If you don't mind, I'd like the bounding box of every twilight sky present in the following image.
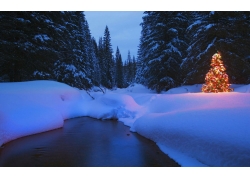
[84,11,144,62]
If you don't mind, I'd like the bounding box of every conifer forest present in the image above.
[1,11,250,93]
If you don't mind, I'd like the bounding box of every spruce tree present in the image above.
[0,11,61,82]
[132,55,137,83]
[137,11,189,92]
[32,11,68,80]
[98,37,105,87]
[182,11,250,85]
[0,11,96,90]
[91,37,101,86]
[115,47,123,88]
[0,12,32,81]
[126,51,133,85]
[53,12,93,90]
[202,52,233,92]
[102,26,114,89]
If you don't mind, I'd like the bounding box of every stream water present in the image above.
[0,117,180,167]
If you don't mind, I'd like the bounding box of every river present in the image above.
[0,117,180,167]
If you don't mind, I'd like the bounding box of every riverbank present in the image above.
[0,117,180,167]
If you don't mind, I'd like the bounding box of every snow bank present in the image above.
[1,81,250,167]
[83,92,141,120]
[0,80,86,146]
[114,84,250,166]
[131,93,250,166]
[164,84,203,94]
[233,84,250,93]
[0,81,143,146]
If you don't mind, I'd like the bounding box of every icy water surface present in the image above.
[0,117,180,167]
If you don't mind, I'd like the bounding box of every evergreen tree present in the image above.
[102,26,114,89]
[115,47,123,88]
[0,12,31,81]
[137,11,189,92]
[123,60,127,87]
[123,51,137,87]
[202,52,233,92]
[98,37,105,87]
[181,11,250,85]
[80,13,96,89]
[53,12,93,90]
[91,37,101,86]
[0,12,58,81]
[111,55,116,87]
[132,55,137,83]
[124,51,132,86]
[3,11,250,89]
[0,11,95,90]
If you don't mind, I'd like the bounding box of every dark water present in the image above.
[0,117,180,167]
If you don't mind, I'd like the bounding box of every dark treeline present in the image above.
[0,11,136,90]
[1,11,250,93]
[137,11,250,92]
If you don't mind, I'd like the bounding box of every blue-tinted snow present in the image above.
[34,34,50,42]
[1,81,250,167]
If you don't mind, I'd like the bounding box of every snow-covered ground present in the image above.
[0,80,250,167]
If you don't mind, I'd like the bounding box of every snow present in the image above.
[132,93,250,166]
[0,81,86,146]
[16,18,31,23]
[204,24,214,30]
[166,42,182,56]
[187,20,202,31]
[34,34,50,42]
[1,81,250,167]
[66,64,76,71]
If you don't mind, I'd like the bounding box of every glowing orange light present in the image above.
[202,52,233,93]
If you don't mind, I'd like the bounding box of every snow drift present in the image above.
[131,93,250,166]
[0,81,86,146]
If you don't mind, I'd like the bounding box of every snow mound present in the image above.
[131,92,250,167]
[234,84,250,93]
[125,83,155,93]
[0,80,86,146]
[164,84,203,94]
[85,93,142,120]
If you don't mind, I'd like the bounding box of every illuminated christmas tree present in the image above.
[202,52,233,93]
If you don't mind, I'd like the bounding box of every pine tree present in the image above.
[98,37,105,86]
[91,37,101,86]
[115,47,123,88]
[202,52,233,92]
[79,13,95,89]
[53,12,93,90]
[182,11,250,85]
[137,11,189,92]
[0,12,62,82]
[0,12,32,81]
[132,55,137,82]
[102,26,114,89]
[31,11,66,80]
[126,51,133,85]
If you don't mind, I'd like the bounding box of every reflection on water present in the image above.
[0,117,180,167]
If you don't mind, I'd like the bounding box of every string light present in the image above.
[202,52,233,93]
